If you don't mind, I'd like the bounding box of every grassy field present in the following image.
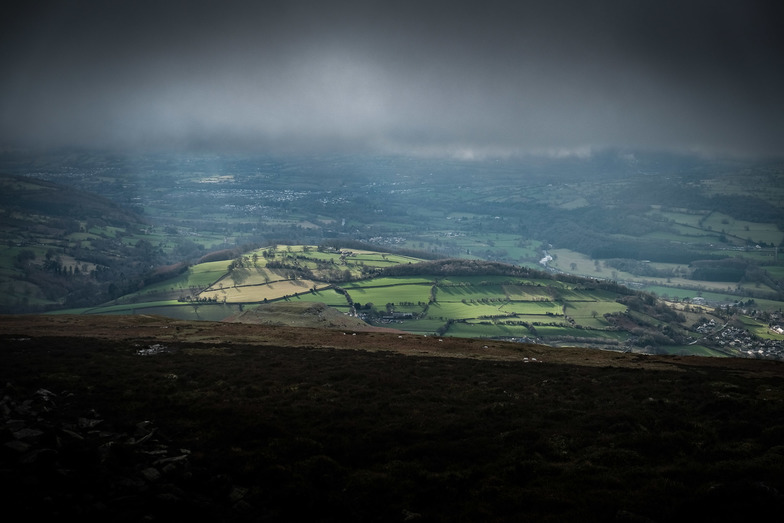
[167,261,230,289]
[343,276,434,288]
[701,212,784,246]
[446,321,533,338]
[287,288,351,307]
[656,344,728,357]
[346,285,432,308]
[200,279,323,303]
[765,266,784,281]
[564,301,627,328]
[495,301,561,315]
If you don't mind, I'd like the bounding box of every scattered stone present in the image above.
[136,343,170,356]
[78,417,103,429]
[13,427,44,439]
[229,486,248,503]
[141,467,161,482]
[5,439,30,453]
[1,382,253,519]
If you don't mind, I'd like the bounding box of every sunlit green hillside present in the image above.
[63,244,784,358]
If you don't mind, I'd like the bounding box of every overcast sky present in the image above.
[1,0,782,158]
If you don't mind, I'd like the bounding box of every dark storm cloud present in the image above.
[1,0,782,157]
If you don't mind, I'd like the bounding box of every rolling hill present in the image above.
[62,244,784,358]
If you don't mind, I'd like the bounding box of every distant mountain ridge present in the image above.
[0,172,143,226]
[0,173,161,312]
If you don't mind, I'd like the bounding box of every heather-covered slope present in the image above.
[2,315,783,521]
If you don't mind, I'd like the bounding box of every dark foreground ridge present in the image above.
[2,314,784,521]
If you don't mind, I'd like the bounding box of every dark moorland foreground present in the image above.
[2,315,784,521]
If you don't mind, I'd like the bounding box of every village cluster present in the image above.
[695,316,784,359]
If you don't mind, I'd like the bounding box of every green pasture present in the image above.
[289,288,350,307]
[139,260,275,300]
[191,234,229,250]
[513,314,565,324]
[574,288,626,301]
[446,321,533,338]
[746,297,784,313]
[646,261,689,274]
[639,285,735,303]
[638,276,779,301]
[501,284,553,300]
[549,249,641,280]
[641,228,699,243]
[648,209,782,248]
[76,300,185,315]
[654,210,706,228]
[436,284,507,301]
[129,303,236,321]
[735,315,784,340]
[178,261,232,289]
[642,228,717,245]
[564,301,627,328]
[266,248,329,260]
[48,307,91,315]
[250,245,425,273]
[701,212,784,246]
[563,300,627,315]
[346,283,432,306]
[732,249,780,264]
[425,301,507,320]
[438,275,541,286]
[627,309,674,328]
[657,345,729,357]
[498,301,560,315]
[555,287,609,301]
[533,325,612,339]
[349,252,421,266]
[476,234,542,261]
[225,267,294,288]
[396,318,447,335]
[737,281,779,297]
[343,277,433,288]
[84,225,123,238]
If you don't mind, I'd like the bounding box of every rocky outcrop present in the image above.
[1,384,253,520]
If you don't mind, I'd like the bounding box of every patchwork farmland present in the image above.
[56,244,784,357]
